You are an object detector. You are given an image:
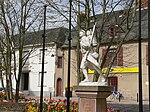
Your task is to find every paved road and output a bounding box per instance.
[107,100,149,112]
[71,97,150,112]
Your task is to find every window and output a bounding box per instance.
[102,47,123,67]
[23,51,29,65]
[108,26,117,38]
[80,50,82,66]
[109,27,115,37]
[57,57,62,68]
[39,49,47,63]
[108,76,118,91]
[109,48,118,66]
[38,72,47,87]
[141,0,148,8]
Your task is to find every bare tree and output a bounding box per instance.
[0,0,46,100]
[43,0,138,82]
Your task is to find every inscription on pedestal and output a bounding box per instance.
[80,98,95,112]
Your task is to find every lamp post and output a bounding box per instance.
[138,0,143,111]
[67,0,72,112]
[40,5,47,112]
[148,0,150,111]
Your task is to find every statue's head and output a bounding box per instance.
[86,30,92,36]
[79,30,85,37]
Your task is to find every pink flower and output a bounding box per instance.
[107,108,111,112]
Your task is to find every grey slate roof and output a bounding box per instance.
[65,8,148,48]
[93,8,148,43]
[62,29,78,48]
[22,9,148,49]
[20,27,68,47]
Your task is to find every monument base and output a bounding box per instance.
[74,86,113,112]
[79,81,108,86]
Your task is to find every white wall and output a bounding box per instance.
[0,44,57,97]
[28,45,56,97]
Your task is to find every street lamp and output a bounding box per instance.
[67,0,72,112]
[138,0,143,111]
[40,5,47,112]
[148,0,150,111]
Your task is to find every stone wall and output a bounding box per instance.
[0,102,25,112]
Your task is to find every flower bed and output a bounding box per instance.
[0,93,128,112]
[24,98,129,112]
[107,107,128,112]
[0,91,25,100]
[24,98,78,112]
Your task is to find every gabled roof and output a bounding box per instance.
[63,8,148,48]
[16,27,68,47]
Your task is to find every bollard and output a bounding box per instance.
[50,92,51,100]
[137,93,138,102]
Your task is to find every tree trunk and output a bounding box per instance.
[0,71,4,89]
[15,80,20,102]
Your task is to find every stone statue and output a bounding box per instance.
[79,24,107,86]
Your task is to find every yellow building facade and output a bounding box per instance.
[55,42,149,100]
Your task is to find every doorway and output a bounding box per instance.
[23,73,29,90]
[56,78,62,96]
[108,76,118,91]
[21,73,29,91]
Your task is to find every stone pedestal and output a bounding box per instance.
[74,86,113,112]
